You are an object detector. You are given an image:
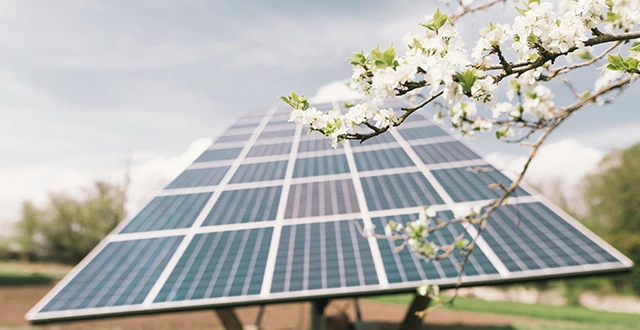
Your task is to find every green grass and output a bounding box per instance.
[368,294,640,329]
[0,261,70,286]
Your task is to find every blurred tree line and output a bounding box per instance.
[1,181,126,264]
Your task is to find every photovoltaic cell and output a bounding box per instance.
[202,186,282,226]
[120,193,212,233]
[230,160,288,183]
[293,154,349,178]
[352,148,414,172]
[431,166,529,202]
[246,142,291,158]
[398,126,449,140]
[215,133,252,143]
[258,129,296,140]
[166,167,229,189]
[411,141,481,165]
[481,202,619,273]
[298,138,341,152]
[285,179,360,218]
[155,228,272,302]
[360,172,444,211]
[195,147,243,162]
[271,220,378,293]
[372,213,498,283]
[42,236,182,311]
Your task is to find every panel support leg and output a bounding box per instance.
[354,298,362,321]
[214,308,243,330]
[254,304,265,329]
[399,294,431,330]
[309,299,329,330]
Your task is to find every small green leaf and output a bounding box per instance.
[495,126,510,139]
[456,69,478,94]
[577,50,592,60]
[454,238,470,250]
[605,11,620,22]
[630,42,640,53]
[279,96,293,108]
[607,54,625,71]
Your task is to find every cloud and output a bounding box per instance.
[311,80,362,103]
[0,138,212,234]
[486,139,604,212]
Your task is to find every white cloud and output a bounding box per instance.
[0,138,212,234]
[311,80,362,103]
[486,139,604,212]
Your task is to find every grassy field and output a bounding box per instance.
[0,261,70,286]
[369,294,640,329]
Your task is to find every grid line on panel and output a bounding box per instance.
[195,147,243,162]
[352,148,415,172]
[142,106,278,306]
[41,236,182,312]
[247,142,292,158]
[397,125,449,140]
[230,160,288,183]
[215,133,252,144]
[270,220,379,293]
[166,166,230,189]
[389,127,511,277]
[284,179,360,218]
[411,141,481,165]
[202,186,282,226]
[431,166,529,203]
[259,123,303,295]
[360,172,444,211]
[292,154,350,178]
[120,193,212,233]
[154,228,273,302]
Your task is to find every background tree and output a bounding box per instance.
[584,142,640,294]
[13,181,126,264]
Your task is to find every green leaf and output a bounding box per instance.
[605,11,620,22]
[383,45,396,67]
[454,238,470,250]
[630,42,640,53]
[625,57,639,73]
[607,54,625,71]
[456,69,478,94]
[279,96,293,108]
[577,50,593,60]
[495,127,510,139]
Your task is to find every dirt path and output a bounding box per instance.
[1,285,550,329]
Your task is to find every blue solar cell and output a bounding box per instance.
[271,220,378,293]
[259,129,296,140]
[166,167,229,189]
[360,172,444,211]
[285,179,360,218]
[155,228,272,302]
[230,160,288,183]
[42,236,182,311]
[202,186,282,226]
[352,131,397,146]
[229,121,259,130]
[372,213,498,283]
[195,147,243,162]
[215,133,252,143]
[411,141,481,164]
[398,126,448,140]
[293,154,349,178]
[431,166,529,202]
[353,148,414,172]
[298,138,342,152]
[481,202,619,273]
[247,142,291,158]
[120,193,212,233]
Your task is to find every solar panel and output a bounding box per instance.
[27,101,633,323]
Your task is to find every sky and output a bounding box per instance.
[2,0,640,228]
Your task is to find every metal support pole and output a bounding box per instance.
[399,294,431,330]
[254,304,265,329]
[353,298,362,321]
[310,299,329,330]
[214,308,244,330]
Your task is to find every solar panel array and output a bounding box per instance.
[27,100,632,322]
